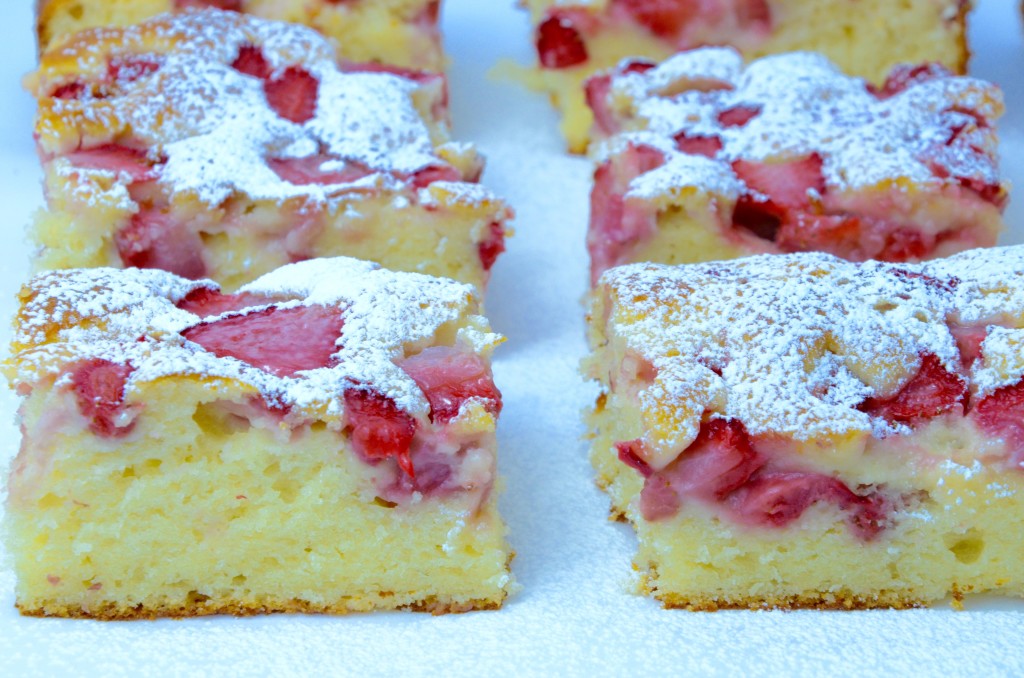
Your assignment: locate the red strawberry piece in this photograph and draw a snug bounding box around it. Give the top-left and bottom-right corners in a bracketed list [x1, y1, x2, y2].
[264, 66, 319, 124]
[732, 154, 825, 210]
[400, 346, 501, 424]
[859, 353, 966, 425]
[736, 0, 772, 28]
[638, 475, 681, 521]
[958, 177, 1008, 209]
[731, 194, 786, 242]
[174, 0, 243, 10]
[536, 12, 588, 69]
[588, 143, 665, 284]
[231, 43, 271, 79]
[107, 56, 161, 83]
[70, 359, 136, 438]
[973, 380, 1024, 467]
[717, 105, 762, 128]
[51, 81, 86, 99]
[407, 164, 463, 188]
[673, 133, 723, 158]
[616, 439, 653, 477]
[115, 209, 207, 280]
[615, 0, 698, 38]
[948, 322, 987, 369]
[64, 144, 160, 183]
[477, 221, 506, 271]
[267, 155, 374, 185]
[344, 388, 418, 477]
[182, 304, 345, 377]
[872, 63, 953, 99]
[585, 73, 618, 136]
[176, 287, 274, 317]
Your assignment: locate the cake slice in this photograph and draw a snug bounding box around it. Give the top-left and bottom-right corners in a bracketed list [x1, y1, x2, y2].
[585, 49, 1006, 284]
[3, 257, 513, 619]
[36, 0, 446, 74]
[518, 0, 972, 151]
[28, 9, 509, 292]
[584, 247, 1024, 609]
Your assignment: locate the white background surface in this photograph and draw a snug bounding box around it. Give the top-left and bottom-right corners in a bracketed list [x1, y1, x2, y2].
[2, 1, 1024, 675]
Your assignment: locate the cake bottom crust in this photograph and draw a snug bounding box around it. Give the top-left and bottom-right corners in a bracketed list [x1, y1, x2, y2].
[648, 584, 925, 612]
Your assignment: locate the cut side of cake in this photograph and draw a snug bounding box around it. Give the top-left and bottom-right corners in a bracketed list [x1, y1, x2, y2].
[517, 0, 972, 151]
[36, 0, 446, 74]
[28, 9, 509, 292]
[584, 247, 1024, 610]
[3, 257, 513, 618]
[585, 49, 1006, 284]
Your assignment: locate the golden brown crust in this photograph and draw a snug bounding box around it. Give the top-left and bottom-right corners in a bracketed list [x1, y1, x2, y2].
[953, 0, 974, 74]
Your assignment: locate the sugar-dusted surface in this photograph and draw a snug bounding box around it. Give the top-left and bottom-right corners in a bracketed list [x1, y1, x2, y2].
[1, 2, 1023, 676]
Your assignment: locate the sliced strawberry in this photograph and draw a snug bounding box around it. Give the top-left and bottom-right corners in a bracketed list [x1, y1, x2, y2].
[182, 304, 344, 377]
[673, 133, 723, 158]
[872, 63, 953, 99]
[615, 0, 699, 38]
[973, 380, 1024, 467]
[717, 105, 762, 128]
[267, 155, 374, 185]
[399, 346, 501, 424]
[585, 73, 617, 136]
[958, 177, 1008, 209]
[176, 287, 274, 317]
[477, 221, 506, 271]
[231, 43, 271, 79]
[638, 475, 681, 521]
[64, 144, 160, 183]
[344, 388, 418, 477]
[51, 81, 87, 99]
[107, 56, 160, 83]
[536, 12, 588, 69]
[70, 359, 136, 438]
[859, 353, 966, 425]
[406, 164, 463, 188]
[732, 154, 824, 210]
[264, 66, 319, 124]
[115, 209, 207, 280]
[736, 0, 772, 28]
[616, 439, 653, 477]
[948, 322, 987, 369]
[731, 194, 785, 242]
[174, 0, 243, 9]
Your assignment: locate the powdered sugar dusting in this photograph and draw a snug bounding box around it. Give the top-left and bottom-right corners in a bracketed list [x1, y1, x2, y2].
[595, 245, 1024, 445]
[32, 9, 445, 206]
[603, 48, 1004, 197]
[8, 258, 486, 419]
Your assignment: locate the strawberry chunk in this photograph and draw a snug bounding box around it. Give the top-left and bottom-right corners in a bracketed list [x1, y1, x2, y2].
[948, 322, 987, 369]
[107, 56, 160, 83]
[736, 0, 772, 27]
[65, 144, 160, 183]
[717, 105, 762, 128]
[175, 287, 274, 317]
[732, 154, 825, 210]
[973, 380, 1024, 468]
[399, 346, 501, 424]
[406, 164, 463, 188]
[616, 439, 652, 477]
[872, 63, 953, 99]
[182, 304, 344, 377]
[231, 43, 271, 79]
[673, 133, 723, 158]
[615, 0, 698, 38]
[70, 359, 136, 438]
[267, 155, 374, 185]
[174, 0, 243, 9]
[477, 221, 506, 271]
[264, 66, 319, 124]
[536, 12, 588, 69]
[859, 353, 966, 425]
[585, 73, 617, 136]
[344, 388, 418, 477]
[115, 209, 207, 280]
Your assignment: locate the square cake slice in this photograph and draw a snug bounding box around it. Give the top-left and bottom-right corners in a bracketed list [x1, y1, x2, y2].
[28, 9, 509, 293]
[37, 0, 446, 74]
[584, 247, 1024, 609]
[518, 0, 971, 151]
[3, 257, 513, 618]
[585, 49, 1006, 284]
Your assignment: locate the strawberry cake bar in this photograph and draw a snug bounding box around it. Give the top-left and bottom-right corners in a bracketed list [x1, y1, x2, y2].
[36, 0, 446, 74]
[3, 257, 513, 618]
[585, 247, 1024, 609]
[586, 49, 1006, 284]
[28, 9, 508, 292]
[519, 0, 972, 151]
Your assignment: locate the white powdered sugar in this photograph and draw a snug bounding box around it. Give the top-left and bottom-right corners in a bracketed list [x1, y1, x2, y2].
[597, 245, 1024, 443]
[9, 258, 485, 419]
[35, 9, 445, 206]
[605, 47, 1004, 198]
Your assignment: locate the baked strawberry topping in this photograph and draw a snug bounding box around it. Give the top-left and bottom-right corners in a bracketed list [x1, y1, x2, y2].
[613, 0, 771, 39]
[115, 209, 207, 280]
[65, 145, 161, 182]
[973, 380, 1024, 468]
[70, 358, 136, 438]
[717, 105, 761, 128]
[673, 133, 723, 158]
[231, 44, 272, 79]
[477, 221, 506, 271]
[871, 63, 953, 99]
[51, 81, 86, 99]
[344, 388, 418, 477]
[732, 154, 824, 210]
[264, 66, 319, 124]
[537, 11, 589, 69]
[174, 0, 243, 9]
[175, 287, 274, 317]
[400, 346, 501, 424]
[628, 418, 886, 539]
[182, 304, 345, 377]
[268, 155, 375, 185]
[107, 56, 161, 84]
[614, 0, 694, 38]
[859, 353, 967, 426]
[948, 322, 987, 369]
[588, 143, 666, 284]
